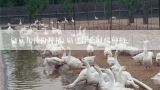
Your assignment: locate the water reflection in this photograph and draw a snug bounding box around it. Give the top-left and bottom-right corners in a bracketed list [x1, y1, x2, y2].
[3, 50, 97, 90]
[3, 50, 63, 90]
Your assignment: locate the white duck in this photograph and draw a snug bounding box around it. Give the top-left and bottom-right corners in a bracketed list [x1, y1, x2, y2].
[43, 57, 65, 75]
[19, 19, 22, 25]
[19, 38, 25, 47]
[95, 16, 99, 20]
[82, 56, 96, 64]
[64, 17, 68, 23]
[7, 23, 13, 31]
[142, 40, 153, 68]
[11, 37, 17, 49]
[87, 43, 94, 56]
[52, 25, 62, 35]
[51, 22, 57, 32]
[112, 16, 117, 20]
[111, 66, 139, 89]
[104, 46, 111, 56]
[94, 65, 133, 90]
[45, 43, 63, 57]
[61, 48, 84, 69]
[132, 52, 144, 65]
[124, 46, 141, 56]
[30, 19, 38, 27]
[20, 26, 33, 38]
[151, 72, 160, 85]
[106, 49, 116, 66]
[156, 53, 160, 66]
[112, 50, 121, 68]
[43, 57, 64, 66]
[43, 26, 48, 35]
[71, 17, 74, 23]
[115, 38, 128, 51]
[65, 60, 109, 89]
[56, 26, 62, 35]
[64, 64, 96, 88]
[132, 40, 153, 66]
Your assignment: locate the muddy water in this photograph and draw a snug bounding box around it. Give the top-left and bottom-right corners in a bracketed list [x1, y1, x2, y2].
[3, 51, 64, 90]
[2, 50, 159, 90]
[3, 50, 97, 90]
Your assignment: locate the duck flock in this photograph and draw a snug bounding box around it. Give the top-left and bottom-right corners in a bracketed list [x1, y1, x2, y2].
[2, 19, 160, 90]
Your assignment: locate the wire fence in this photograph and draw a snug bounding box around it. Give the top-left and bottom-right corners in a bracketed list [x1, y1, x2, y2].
[0, 0, 159, 30]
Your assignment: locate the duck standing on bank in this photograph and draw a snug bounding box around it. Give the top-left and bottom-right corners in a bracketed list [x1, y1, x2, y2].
[132, 40, 153, 68]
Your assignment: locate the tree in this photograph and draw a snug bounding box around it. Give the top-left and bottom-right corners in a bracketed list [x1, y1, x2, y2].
[0, 0, 26, 7]
[26, 0, 49, 20]
[143, 0, 149, 24]
[59, 0, 74, 18]
[49, 0, 54, 4]
[0, 0, 10, 7]
[98, 0, 112, 19]
[120, 0, 135, 25]
[11, 0, 26, 6]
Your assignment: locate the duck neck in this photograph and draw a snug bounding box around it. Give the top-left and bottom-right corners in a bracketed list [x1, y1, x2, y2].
[143, 42, 148, 54]
[108, 51, 113, 57]
[94, 66, 105, 85]
[118, 67, 125, 85]
[62, 50, 66, 57]
[114, 50, 118, 59]
[83, 61, 91, 77]
[114, 50, 121, 67]
[68, 48, 71, 58]
[107, 69, 115, 84]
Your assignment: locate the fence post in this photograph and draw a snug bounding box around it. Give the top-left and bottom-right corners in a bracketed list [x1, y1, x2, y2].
[159, 0, 160, 29]
[110, 0, 112, 30]
[73, 3, 76, 30]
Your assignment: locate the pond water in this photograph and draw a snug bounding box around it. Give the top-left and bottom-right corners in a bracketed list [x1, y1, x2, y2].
[2, 50, 97, 90]
[3, 51, 64, 90]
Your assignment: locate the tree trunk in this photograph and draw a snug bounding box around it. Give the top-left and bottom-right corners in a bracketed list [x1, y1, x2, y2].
[129, 13, 134, 24]
[29, 16, 32, 24]
[143, 0, 149, 24]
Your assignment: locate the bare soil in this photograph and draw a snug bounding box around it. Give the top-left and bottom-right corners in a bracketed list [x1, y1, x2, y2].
[1, 17, 159, 30]
[68, 50, 160, 90]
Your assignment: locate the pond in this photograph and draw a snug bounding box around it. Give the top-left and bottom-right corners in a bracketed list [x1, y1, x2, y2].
[3, 50, 64, 90]
[2, 50, 98, 90]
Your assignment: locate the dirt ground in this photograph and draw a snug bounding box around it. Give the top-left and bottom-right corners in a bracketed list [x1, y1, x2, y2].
[67, 50, 160, 90]
[46, 17, 160, 30]
[1, 17, 159, 30]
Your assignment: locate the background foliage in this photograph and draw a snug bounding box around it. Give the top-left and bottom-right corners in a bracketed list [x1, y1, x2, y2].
[26, 0, 49, 18]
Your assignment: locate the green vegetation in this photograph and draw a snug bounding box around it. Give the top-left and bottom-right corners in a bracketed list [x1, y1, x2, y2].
[120, 0, 135, 24]
[26, 0, 49, 19]
[0, 0, 26, 7]
[0, 0, 112, 7]
[98, 0, 112, 19]
[59, 0, 74, 18]
[143, 0, 149, 24]
[0, 0, 151, 24]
